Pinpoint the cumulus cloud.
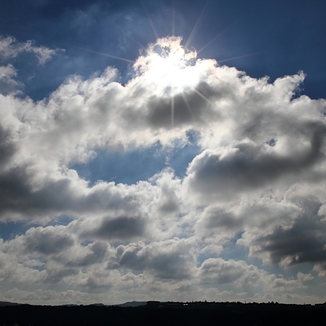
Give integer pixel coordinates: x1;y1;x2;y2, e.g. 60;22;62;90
0;64;16;82
184;127;325;202
23;226;74;255
247;196;326;267
81;215;147;240
116;238;196;280
0;64;19;95
199;257;303;292
0;35;326;303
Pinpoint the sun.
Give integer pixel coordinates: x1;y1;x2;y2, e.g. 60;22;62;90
131;36;213;127
133;36;198;93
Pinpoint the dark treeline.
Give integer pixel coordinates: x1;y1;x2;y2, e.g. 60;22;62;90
0;301;325;325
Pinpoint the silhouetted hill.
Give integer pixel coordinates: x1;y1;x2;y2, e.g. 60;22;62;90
0;301;22;306
116;301;147;307
0;301;325;325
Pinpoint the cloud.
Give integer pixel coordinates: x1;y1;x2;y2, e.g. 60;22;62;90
197;206;243;238
81;216;147;240
23;226;74;255
297;272;313;282
116;238;196;280
0;35;62;64
199;257;305;292
184;126;325;202
248;196;326;267
0;125;17;169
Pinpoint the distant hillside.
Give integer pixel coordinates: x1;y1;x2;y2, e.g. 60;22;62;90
116;301;147;307
0;302;326;325
0;301;21;306
0;300;147;308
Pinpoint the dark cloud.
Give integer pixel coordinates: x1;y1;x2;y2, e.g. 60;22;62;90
46;266;78;284
0;162;142;221
145;82;222;129
65;242;108;267
0;166;76;220
199;207;242;232
0;125;16;169
24;226;74;255
186;125;326;200
158;186;179;214
82;216;146;241
117;240;195;280
251;197;326;268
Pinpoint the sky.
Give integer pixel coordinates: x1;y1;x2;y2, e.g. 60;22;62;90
0;0;326;305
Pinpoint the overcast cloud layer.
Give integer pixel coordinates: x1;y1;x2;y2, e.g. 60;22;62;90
1;0;326;305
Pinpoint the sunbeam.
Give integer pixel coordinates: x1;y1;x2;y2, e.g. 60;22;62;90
142;1;159;40
198;8;254;54
181;92;194;120
217;50;267;63
198;22;238;54
171;89;175;127
172;0;176;36
192;87;214;106
185;0;210;49
128;34;146;50
77;47;135;63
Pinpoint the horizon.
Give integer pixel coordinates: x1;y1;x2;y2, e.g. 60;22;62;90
1;299;325;306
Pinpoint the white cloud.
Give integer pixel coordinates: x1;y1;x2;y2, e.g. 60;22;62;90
199;258;306;295
0;64;17;82
0;64;19;95
116;238;197;280
0;35;62;64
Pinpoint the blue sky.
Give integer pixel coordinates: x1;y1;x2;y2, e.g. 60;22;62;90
0;0;326;305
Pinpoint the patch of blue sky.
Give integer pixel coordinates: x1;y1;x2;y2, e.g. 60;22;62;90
275;262;316;278
219;232;248;260
0;221;36;241
219;239;313;278
0;215;74;241
223;245;316;279
48;214;76;227
196;233;248;267
73;134;200;186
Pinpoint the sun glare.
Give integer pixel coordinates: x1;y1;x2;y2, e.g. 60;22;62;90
133;36;198;92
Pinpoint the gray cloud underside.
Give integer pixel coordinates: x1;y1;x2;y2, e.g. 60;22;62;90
186;125;326;201
251;197;326;267
81;216;147;240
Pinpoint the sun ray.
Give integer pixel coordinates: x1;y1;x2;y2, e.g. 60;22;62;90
185;0;210;49
198;8;255;53
77;47;134;63
192;87;214;106
181;92;194;120
128;34;146;50
198;22;238;54
217;50;267;64
142;1;159;40
171;88;175;127
171;0;176;36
